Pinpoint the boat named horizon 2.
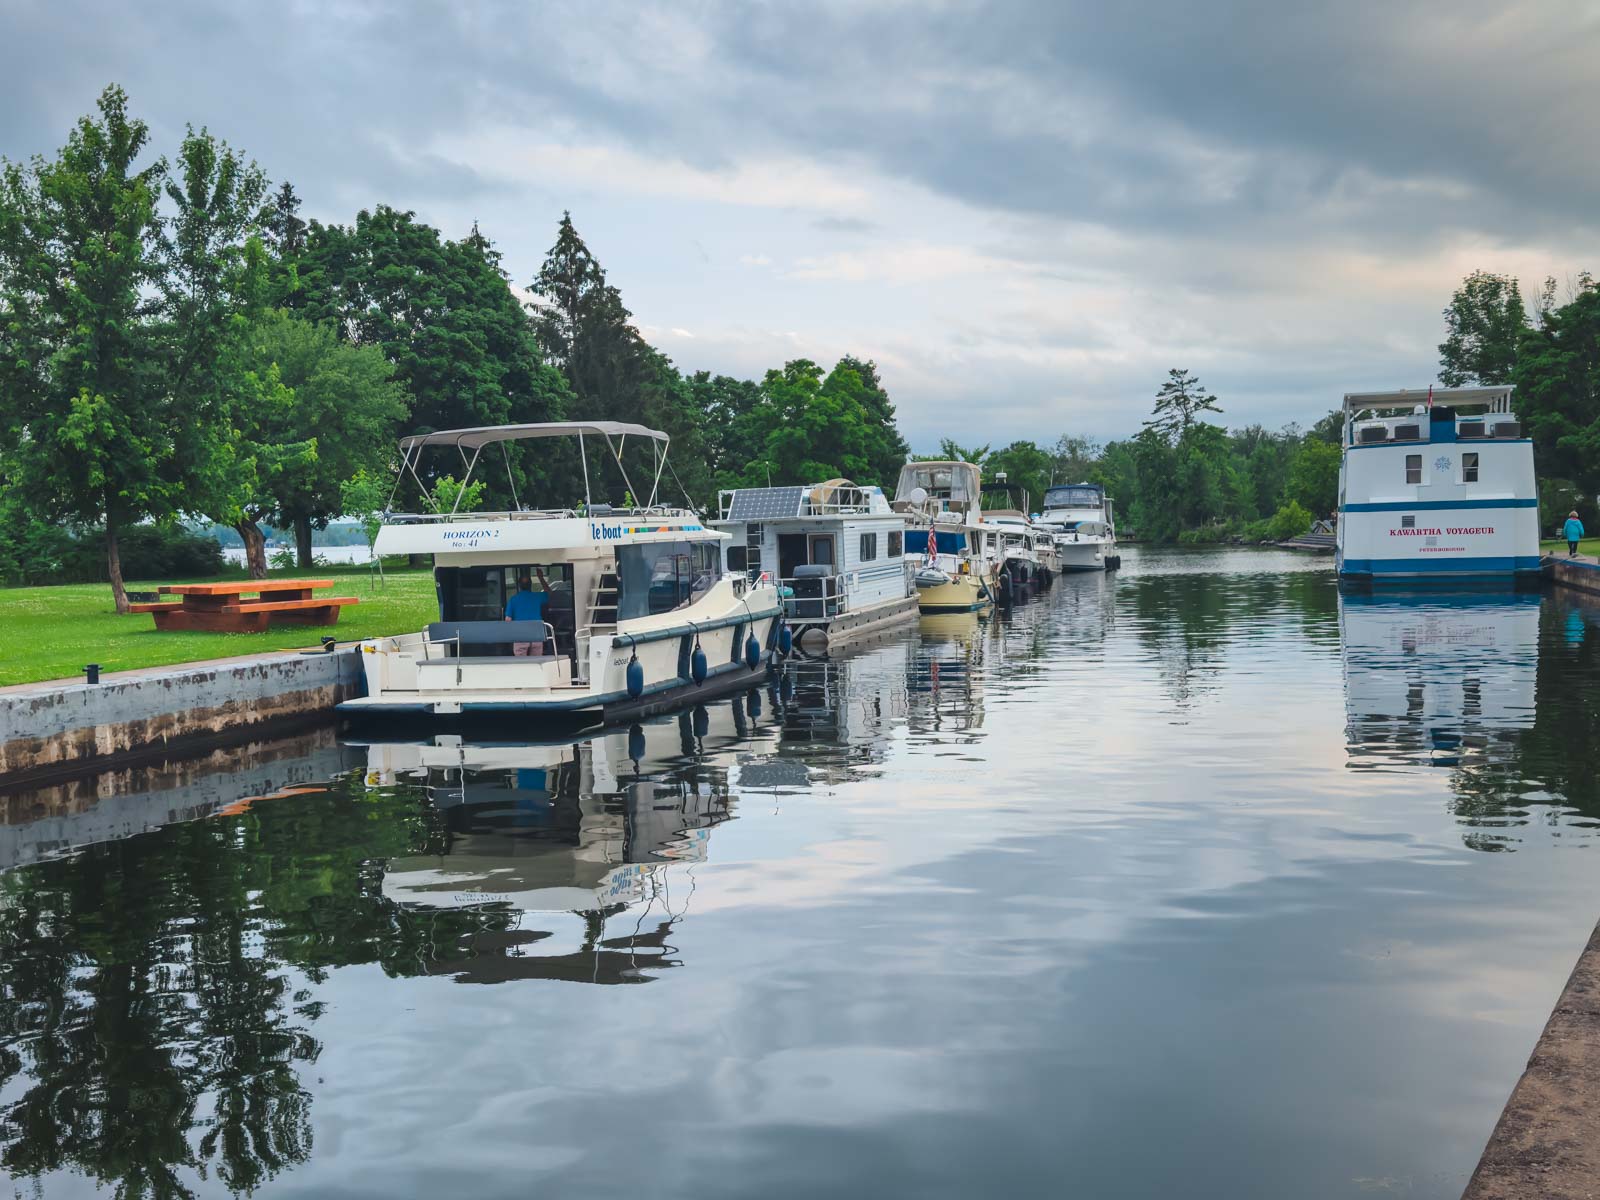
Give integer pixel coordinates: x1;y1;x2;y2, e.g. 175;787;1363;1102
338;421;782;723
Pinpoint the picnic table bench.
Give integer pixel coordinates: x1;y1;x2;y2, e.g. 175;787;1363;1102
129;579;359;632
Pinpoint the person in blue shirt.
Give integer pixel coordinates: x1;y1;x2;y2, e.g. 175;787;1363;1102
504;573;548;655
1564;511;1585;558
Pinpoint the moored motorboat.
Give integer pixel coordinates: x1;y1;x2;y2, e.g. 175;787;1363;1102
338;422;783;723
892;460;1000;612
1038;483;1120;572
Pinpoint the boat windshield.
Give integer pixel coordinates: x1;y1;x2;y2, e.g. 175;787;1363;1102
1043;486;1103;509
896;462;979;504
617;540;722;619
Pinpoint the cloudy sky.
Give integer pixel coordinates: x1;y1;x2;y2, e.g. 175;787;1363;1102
4;0;1598;449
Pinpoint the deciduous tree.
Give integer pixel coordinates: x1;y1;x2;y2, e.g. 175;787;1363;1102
1439;270;1529;387
0;85;170;612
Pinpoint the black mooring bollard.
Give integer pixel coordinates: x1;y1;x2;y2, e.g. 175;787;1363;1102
84;664;100;684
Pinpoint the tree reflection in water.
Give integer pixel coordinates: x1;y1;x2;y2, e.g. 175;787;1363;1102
0;728;738;1196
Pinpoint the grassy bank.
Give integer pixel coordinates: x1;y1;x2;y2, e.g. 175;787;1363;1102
1541;537;1600;557
0;566;436;687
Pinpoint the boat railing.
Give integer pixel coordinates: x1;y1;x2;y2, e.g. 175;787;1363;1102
383;504;690;525
716;491;881;520
777;572;851;621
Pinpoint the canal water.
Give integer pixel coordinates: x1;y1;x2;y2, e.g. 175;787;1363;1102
5;548;1600;1199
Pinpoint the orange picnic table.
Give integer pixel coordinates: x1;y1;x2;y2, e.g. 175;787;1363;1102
129;579;359;632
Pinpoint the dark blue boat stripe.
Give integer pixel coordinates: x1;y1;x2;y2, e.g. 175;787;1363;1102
1340;499;1537;512
1340;555;1543;574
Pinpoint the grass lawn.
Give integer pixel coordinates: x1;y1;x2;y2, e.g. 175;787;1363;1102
0;565;438;687
1540;537;1600;558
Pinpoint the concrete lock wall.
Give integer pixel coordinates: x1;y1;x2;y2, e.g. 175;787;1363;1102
1547;556;1600;597
0;649;363;783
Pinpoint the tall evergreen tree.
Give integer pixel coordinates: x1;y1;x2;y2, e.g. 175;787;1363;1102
1144;368;1222;440
0;85;170;612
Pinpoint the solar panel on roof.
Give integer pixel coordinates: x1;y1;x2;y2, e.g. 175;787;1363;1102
725;486;805;521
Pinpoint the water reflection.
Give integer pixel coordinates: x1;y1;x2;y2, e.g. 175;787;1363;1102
361;720;741;985
1340;590;1600;848
1341;593;1539;771
10;552;1600;1198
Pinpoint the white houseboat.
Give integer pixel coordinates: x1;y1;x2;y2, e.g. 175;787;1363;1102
1336;386;1539;585
338;422;783;723
712;479;918;647
1038;483;1120;572
892;460;1001;612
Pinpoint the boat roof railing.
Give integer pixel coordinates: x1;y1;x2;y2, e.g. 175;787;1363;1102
389;421;672;519
1342;385;1514;417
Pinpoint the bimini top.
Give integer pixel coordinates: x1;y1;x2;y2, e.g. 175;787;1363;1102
398;421;668;453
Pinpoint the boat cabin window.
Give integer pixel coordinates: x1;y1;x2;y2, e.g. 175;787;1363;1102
888;531;902;558
1043;486;1102;509
617;540;721;619
436;564;573;624
1405;454;1422;485
860;532;878;561
809;534;835;568
1462;452;1479;483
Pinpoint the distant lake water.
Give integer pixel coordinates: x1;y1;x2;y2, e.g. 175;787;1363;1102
5;546;1600;1198
221;543;372;565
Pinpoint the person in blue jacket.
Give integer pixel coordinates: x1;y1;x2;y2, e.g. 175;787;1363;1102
1564;511;1585;558
505;573;548;655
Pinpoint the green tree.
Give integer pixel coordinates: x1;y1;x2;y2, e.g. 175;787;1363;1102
298;209;568;507
261;180;308;308
985;440;1052;511
1286;437;1341;518
0;85;171;613
158;124;279;578
1144;368;1223;439
1513;274;1600;496
529;212;649;422
246;311;409;566
935;439;991;466
834;355;909;487
1439;270;1529;387
1048;434;1101;485
340;469;388;560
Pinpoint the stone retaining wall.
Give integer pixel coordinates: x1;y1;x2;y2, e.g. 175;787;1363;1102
0;649;362;784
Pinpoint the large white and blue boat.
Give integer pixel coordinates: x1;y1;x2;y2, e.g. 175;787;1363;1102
1336;386;1540;586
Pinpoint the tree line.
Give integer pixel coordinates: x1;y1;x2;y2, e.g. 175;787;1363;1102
1436;268;1600;531
6;88;1597;606
941;370;1343;544
0;86;909;608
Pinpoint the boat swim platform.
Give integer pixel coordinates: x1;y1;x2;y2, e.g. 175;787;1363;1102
790;594;920;647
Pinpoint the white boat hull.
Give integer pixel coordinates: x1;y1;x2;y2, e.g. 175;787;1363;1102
342;580;782;721
1058;540;1111;572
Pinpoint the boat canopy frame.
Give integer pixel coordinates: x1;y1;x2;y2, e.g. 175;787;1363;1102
1342;386;1514;417
387;421;672;517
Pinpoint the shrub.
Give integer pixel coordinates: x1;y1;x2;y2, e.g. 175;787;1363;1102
1266;500;1313;541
